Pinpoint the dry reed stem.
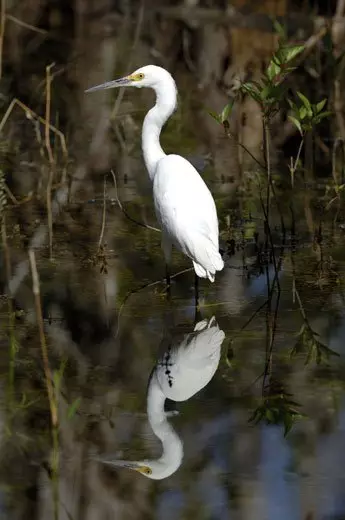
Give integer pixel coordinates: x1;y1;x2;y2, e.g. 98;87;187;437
0;0;6;80
45;63;55;260
6;13;47;35
28;249;58;428
1;214;11;280
1;216;16;409
98;175;107;249
45;63;55;164
0;97;68;160
28;250;60;519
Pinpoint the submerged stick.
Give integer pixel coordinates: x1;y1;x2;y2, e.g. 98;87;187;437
28;249;59;519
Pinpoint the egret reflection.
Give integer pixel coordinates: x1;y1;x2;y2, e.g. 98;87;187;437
97;316;225;480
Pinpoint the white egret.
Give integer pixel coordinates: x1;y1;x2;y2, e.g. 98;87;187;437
97;316;225;480
86;65;224;296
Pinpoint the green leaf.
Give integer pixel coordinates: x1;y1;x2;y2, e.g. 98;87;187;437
266;409;275;423
221;100;234;122
316;98;327;113
288;115;303;135
284;45;304;62
267;60;281;81
67;397;81;419
240;82;262;103
299;106;307;119
208;110;221;124
272;19;286;40
297;92;312;115
315;111;332;122
284;414;293;436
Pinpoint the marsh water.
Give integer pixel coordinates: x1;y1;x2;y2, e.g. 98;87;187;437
1;163;345;520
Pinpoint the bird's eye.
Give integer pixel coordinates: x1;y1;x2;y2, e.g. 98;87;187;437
144;466;152;474
137;73;144;79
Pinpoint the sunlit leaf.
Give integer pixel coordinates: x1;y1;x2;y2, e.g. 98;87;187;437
316;98;327;113
267;60;281;81
208;110;221;124
284;45;304;62
297;91;312;115
272;19;287;40
315;111;332;122
299;106;307;119
240;82;262;103
288;115;303;135
67;397;81;419
221;100;234;122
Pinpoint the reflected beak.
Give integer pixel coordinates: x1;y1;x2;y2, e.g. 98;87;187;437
85;76;130;93
95;457;140;471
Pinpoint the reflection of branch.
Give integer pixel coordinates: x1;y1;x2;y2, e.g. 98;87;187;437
98;175;107;249
110;169;160;232
115;267;193;338
229;298;268;344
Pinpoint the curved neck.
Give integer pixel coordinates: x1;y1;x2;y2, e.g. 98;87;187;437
147;375;183;471
142;79;177;180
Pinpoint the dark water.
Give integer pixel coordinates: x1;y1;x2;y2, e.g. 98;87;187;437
1;172;345;520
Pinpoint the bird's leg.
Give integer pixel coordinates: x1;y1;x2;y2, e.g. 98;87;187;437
166;263;171;300
162;232;172;300
194;273;199;310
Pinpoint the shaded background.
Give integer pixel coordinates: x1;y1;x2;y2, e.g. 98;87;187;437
1;0;345;519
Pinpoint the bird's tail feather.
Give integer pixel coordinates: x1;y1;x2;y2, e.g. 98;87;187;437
193;254;224;282
193;239;224;281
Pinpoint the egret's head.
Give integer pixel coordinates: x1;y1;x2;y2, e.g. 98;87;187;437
96;456;181;480
85;65;174;93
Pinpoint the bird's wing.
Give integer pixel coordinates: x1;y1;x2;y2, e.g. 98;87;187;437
156;321;225;401
153;154;220;251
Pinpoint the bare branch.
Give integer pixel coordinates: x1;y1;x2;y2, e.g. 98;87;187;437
109;169;160;233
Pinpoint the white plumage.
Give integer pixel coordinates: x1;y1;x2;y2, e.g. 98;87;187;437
153;316;225;402
154;154;224;282
95;316;225;480
86;65;224;282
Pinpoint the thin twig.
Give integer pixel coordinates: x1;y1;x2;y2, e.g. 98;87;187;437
229;298;269;345
115;267;193;338
110;169;160;232
0;98;68;159
1;216;16;413
45;63;55;260
289;137;304;188
45;63;55;165
28;250;57;425
28;250;59;520
6;13;48;35
225;128;265;170
98;175;107;249
0;0;6;80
